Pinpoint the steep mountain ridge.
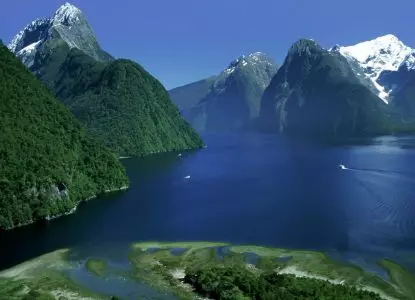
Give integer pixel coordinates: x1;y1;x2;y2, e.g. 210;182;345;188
0;44;128;230
169;76;216;111
8;3;204;157
8;2;112;67
333;34;415;103
173;52;278;132
259;39;390;137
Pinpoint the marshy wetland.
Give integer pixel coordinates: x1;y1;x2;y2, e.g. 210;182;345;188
1;242;415;299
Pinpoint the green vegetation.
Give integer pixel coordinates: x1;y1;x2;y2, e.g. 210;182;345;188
131;241;228;251
379;260;415;299
38;48;204;157
0;250;103;300
10;3;203;156
1;243;414;299
0;45;128;230
230;246;404;299
0;269;103;300
185;263;382;300
128;242;412;300
85;259;108;277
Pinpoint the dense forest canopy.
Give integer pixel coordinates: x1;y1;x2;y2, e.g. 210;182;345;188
0;45;128;229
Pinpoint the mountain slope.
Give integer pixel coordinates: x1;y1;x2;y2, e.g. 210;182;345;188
260;39;391;138
9;3;203;157
0;45;128;230
52;49;204;156
169;76;216;111
390;73;415;120
8;2;112;69
335;34;415;103
182;52;278;132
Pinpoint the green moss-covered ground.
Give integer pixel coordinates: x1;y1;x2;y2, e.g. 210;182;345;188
1;242;414;299
379;260;415;299
0;250;104;300
85;259;108;277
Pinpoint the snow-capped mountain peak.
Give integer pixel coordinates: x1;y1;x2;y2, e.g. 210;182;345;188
333;34;415;104
53;2;83;26
7;18;51;53
338;34;414;79
8;2;111;68
224;52;274;75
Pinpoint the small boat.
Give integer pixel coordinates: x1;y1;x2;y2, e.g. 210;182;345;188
177;153;182;158
339;164;347;170
184;175;191;179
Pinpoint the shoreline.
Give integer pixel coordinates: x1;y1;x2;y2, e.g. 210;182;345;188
0;242;414;299
118;144;206;159
4;185;129;231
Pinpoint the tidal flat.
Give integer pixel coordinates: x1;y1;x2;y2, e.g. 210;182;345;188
0;242;414;299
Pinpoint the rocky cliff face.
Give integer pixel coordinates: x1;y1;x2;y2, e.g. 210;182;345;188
179;52;278;132
7;3;204;157
259;39;390;137
8;2;112;69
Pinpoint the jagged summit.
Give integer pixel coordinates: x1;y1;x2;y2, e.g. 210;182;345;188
332;34;415;103
53;2;83;26
290;38;320;50
338;34;414;79
224;52;275;75
8;2;111;68
8;18;50;54
180;52;278;132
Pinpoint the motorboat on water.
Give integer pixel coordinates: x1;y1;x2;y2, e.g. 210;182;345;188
339;164;347;170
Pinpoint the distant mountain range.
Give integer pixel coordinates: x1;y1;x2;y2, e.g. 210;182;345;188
8;2;203;157
171;34;415;137
170;53;278;132
260;39;389;137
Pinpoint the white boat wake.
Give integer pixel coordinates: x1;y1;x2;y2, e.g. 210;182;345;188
339;164;348;170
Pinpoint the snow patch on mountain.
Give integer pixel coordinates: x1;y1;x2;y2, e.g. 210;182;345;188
339;34;414;79
8;18;51;53
16;40;42;68
53;2;82;27
7;3;84;60
223;52;275;75
334;34;415;103
8;2;110;67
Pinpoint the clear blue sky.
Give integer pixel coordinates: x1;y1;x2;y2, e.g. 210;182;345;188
1;0;414;89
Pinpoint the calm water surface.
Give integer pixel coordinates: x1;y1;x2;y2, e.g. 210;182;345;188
1;133;415;271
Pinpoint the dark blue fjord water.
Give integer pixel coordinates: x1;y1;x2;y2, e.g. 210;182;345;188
1;133;415;272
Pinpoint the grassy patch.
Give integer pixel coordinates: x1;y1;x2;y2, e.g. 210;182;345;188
127;248;194;299
85;259;108;277
0;269;103;300
0;249;104;299
230;245;405;300
2;244;414;300
0;249;69;279
379;259;415;299
131;241;228;251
